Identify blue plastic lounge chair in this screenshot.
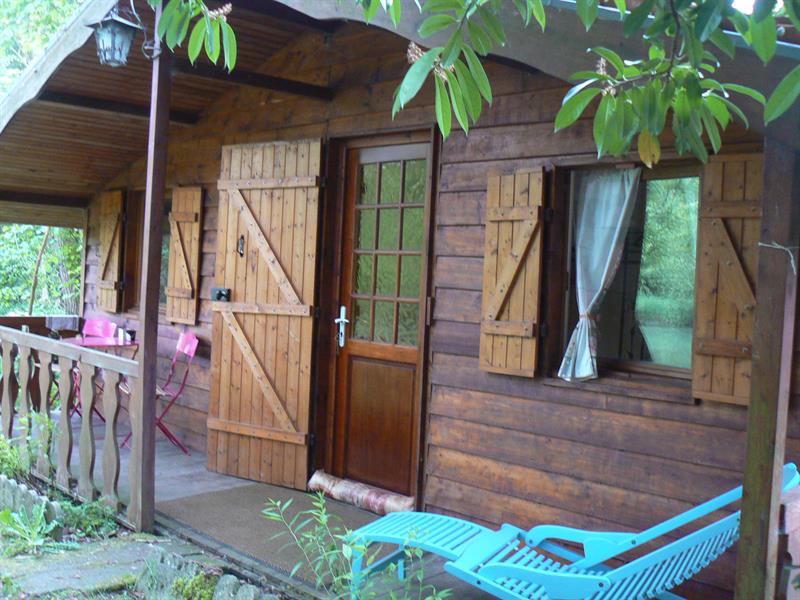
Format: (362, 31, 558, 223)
(350, 463, 800, 599)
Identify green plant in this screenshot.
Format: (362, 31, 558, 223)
(59, 499, 119, 540)
(0, 435, 22, 480)
(171, 572, 219, 600)
(0, 574, 21, 599)
(263, 493, 450, 599)
(0, 504, 77, 557)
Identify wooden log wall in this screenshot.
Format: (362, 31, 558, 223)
(79, 22, 798, 598)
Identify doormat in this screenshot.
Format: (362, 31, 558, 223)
(155, 483, 376, 577)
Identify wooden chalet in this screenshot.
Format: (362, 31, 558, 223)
(1, 1, 799, 597)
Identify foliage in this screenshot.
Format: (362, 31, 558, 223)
(170, 572, 219, 600)
(262, 492, 450, 599)
(0, 575, 21, 598)
(0, 504, 77, 557)
(0, 0, 86, 93)
(0, 225, 83, 317)
(145, 0, 237, 71)
(59, 499, 119, 540)
(0, 435, 23, 481)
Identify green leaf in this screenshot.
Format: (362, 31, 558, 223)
(464, 46, 492, 104)
(555, 87, 601, 132)
(708, 29, 735, 59)
(434, 76, 452, 138)
(705, 94, 731, 128)
(531, 0, 547, 30)
(752, 0, 777, 22)
(419, 14, 457, 37)
(694, 0, 723, 42)
(390, 0, 402, 27)
(440, 32, 463, 67)
(591, 47, 625, 76)
(478, 6, 506, 45)
(467, 20, 492, 55)
(724, 83, 766, 105)
(785, 0, 800, 32)
(454, 59, 481, 121)
(423, 0, 464, 10)
(765, 64, 800, 123)
(221, 20, 237, 71)
(577, 0, 598, 29)
(623, 0, 654, 37)
(637, 129, 661, 167)
(446, 70, 470, 133)
(393, 47, 441, 116)
(750, 14, 777, 64)
(613, 0, 626, 19)
(717, 94, 750, 127)
(187, 21, 205, 64)
(156, 0, 180, 40)
(205, 18, 221, 64)
(363, 0, 380, 22)
(701, 109, 722, 153)
(593, 93, 614, 158)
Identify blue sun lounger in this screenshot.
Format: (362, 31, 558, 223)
(350, 463, 800, 599)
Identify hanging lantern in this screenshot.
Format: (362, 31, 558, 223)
(92, 9, 143, 67)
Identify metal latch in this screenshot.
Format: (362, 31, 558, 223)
(212, 287, 231, 302)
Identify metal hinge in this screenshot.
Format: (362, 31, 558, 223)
(543, 207, 555, 223)
(314, 306, 321, 320)
(318, 176, 328, 188)
(425, 296, 434, 326)
(308, 433, 316, 448)
(539, 322, 549, 339)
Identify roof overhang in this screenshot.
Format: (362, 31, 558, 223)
(0, 0, 118, 135)
(277, 0, 800, 147)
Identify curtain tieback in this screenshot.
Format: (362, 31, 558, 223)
(579, 313, 597, 322)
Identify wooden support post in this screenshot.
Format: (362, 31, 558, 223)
(734, 136, 800, 599)
(127, 2, 171, 533)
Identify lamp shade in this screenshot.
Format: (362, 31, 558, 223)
(92, 13, 142, 67)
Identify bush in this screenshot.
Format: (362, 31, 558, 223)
(59, 499, 119, 540)
(171, 572, 219, 600)
(0, 435, 22, 480)
(636, 294, 694, 328)
(0, 504, 77, 557)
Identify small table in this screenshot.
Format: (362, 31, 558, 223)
(62, 335, 139, 421)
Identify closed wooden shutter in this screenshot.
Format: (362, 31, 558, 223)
(207, 139, 321, 489)
(693, 154, 762, 405)
(165, 187, 203, 324)
(479, 168, 545, 377)
(96, 190, 123, 313)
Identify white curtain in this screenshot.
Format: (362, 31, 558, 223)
(558, 168, 641, 382)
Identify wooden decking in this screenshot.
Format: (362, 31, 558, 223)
(80, 416, 489, 598)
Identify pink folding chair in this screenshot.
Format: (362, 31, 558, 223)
(122, 331, 199, 454)
(71, 318, 118, 422)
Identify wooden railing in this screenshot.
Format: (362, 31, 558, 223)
(0, 325, 149, 529)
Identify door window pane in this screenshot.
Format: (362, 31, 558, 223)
(359, 164, 378, 204)
(401, 208, 424, 250)
(399, 255, 421, 298)
(354, 255, 373, 295)
(356, 209, 376, 249)
(403, 160, 426, 203)
(352, 299, 371, 340)
(398, 303, 419, 346)
(377, 208, 400, 250)
(375, 255, 397, 297)
(374, 301, 395, 343)
(380, 162, 402, 204)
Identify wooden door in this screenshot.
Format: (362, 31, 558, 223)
(207, 140, 321, 489)
(333, 143, 431, 496)
(97, 190, 124, 313)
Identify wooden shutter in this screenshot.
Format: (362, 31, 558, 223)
(693, 154, 762, 405)
(479, 168, 545, 377)
(207, 139, 321, 489)
(96, 190, 123, 313)
(165, 187, 203, 324)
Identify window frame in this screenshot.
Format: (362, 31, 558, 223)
(557, 161, 702, 381)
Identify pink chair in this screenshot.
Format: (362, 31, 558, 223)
(81, 318, 117, 339)
(71, 318, 118, 421)
(122, 331, 199, 454)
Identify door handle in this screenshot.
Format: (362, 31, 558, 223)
(334, 305, 349, 348)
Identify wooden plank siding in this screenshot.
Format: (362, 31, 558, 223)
(74, 22, 799, 598)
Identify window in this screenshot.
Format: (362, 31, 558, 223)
(569, 168, 700, 371)
(121, 191, 171, 311)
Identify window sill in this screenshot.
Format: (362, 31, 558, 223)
(542, 368, 695, 406)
